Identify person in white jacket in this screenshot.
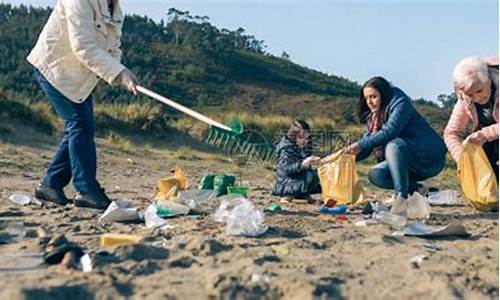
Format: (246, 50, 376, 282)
(28, 0, 137, 209)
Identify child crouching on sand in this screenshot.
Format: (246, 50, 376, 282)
(272, 120, 321, 203)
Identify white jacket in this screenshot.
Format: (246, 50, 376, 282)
(27, 0, 125, 103)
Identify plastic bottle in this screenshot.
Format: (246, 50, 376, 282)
(427, 190, 461, 206)
(373, 211, 407, 228)
(319, 204, 347, 215)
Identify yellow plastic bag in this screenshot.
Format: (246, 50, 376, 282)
(155, 167, 188, 201)
(318, 150, 364, 205)
(458, 142, 498, 211)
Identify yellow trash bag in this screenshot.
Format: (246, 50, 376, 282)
(458, 142, 498, 211)
(318, 150, 364, 205)
(155, 167, 188, 201)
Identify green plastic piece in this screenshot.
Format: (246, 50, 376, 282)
(213, 174, 236, 196)
(199, 175, 215, 189)
(227, 186, 248, 197)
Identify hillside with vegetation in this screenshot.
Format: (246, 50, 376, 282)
(0, 4, 453, 141)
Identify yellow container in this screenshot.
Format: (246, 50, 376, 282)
(100, 234, 143, 247)
(155, 167, 189, 200)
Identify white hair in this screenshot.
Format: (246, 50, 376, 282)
(452, 56, 490, 91)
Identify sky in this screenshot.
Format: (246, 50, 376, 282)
(2, 0, 498, 101)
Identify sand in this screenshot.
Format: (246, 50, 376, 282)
(0, 130, 498, 300)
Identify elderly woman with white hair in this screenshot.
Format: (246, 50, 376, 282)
(444, 56, 499, 180)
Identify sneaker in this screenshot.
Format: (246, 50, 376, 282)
(389, 195, 408, 216)
(34, 183, 70, 206)
(74, 188, 111, 210)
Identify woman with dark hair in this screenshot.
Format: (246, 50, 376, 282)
(272, 120, 321, 203)
(344, 77, 446, 215)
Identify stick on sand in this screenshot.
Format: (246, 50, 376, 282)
(137, 85, 233, 132)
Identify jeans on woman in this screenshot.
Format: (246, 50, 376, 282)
(368, 138, 445, 198)
(34, 69, 100, 195)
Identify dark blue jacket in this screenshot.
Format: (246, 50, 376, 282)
(357, 87, 446, 164)
(272, 136, 317, 196)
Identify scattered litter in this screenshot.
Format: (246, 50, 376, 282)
(319, 204, 348, 215)
(144, 204, 168, 229)
(227, 186, 249, 197)
(355, 219, 379, 226)
(155, 201, 190, 217)
(99, 200, 139, 223)
(271, 245, 290, 256)
(335, 215, 348, 223)
(265, 203, 282, 213)
(406, 192, 431, 219)
(421, 243, 443, 252)
(427, 190, 463, 206)
(292, 199, 308, 205)
(410, 254, 427, 268)
(9, 193, 32, 205)
(213, 174, 236, 196)
(155, 167, 188, 201)
(373, 211, 406, 229)
(100, 233, 143, 247)
(172, 189, 216, 213)
(251, 273, 271, 284)
(80, 253, 92, 272)
(362, 202, 374, 215)
(214, 197, 267, 237)
(127, 158, 135, 164)
(325, 199, 337, 208)
(392, 221, 470, 238)
(199, 174, 215, 189)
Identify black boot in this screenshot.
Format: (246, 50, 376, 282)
(74, 187, 111, 210)
(34, 183, 70, 206)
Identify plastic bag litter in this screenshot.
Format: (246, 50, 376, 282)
(80, 253, 92, 272)
(318, 150, 364, 205)
(172, 189, 217, 213)
(9, 193, 32, 205)
(144, 204, 167, 229)
(427, 190, 463, 206)
(458, 142, 498, 211)
(406, 192, 431, 219)
(213, 197, 268, 236)
(155, 201, 190, 217)
(155, 167, 189, 201)
(392, 221, 470, 238)
(99, 200, 139, 223)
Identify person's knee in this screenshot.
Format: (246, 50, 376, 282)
(368, 167, 385, 187)
(65, 119, 94, 137)
(385, 138, 407, 158)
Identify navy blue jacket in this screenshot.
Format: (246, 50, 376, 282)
(357, 87, 446, 164)
(272, 136, 315, 197)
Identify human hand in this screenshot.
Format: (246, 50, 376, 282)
(302, 156, 320, 168)
(343, 142, 360, 155)
(465, 132, 487, 145)
(119, 69, 138, 95)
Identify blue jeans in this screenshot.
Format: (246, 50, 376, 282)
(368, 138, 445, 198)
(34, 69, 100, 195)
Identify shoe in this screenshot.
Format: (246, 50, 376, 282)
(74, 188, 111, 210)
(34, 183, 70, 206)
(389, 195, 408, 216)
